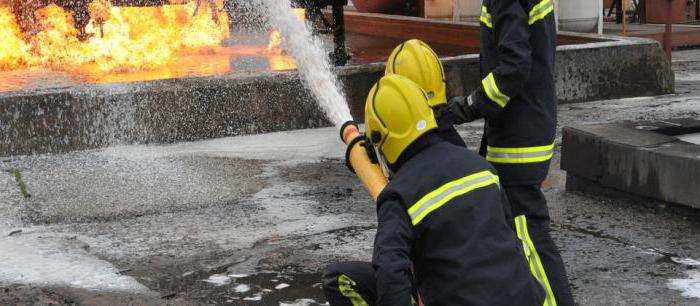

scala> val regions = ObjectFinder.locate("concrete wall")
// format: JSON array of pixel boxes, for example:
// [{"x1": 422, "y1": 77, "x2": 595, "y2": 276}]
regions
[
  {"x1": 0, "y1": 74, "x2": 326, "y2": 156},
  {"x1": 0, "y1": 36, "x2": 674, "y2": 156},
  {"x1": 343, "y1": 35, "x2": 675, "y2": 118}
]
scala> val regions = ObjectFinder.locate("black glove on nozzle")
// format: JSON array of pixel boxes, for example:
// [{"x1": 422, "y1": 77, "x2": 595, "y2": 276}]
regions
[{"x1": 448, "y1": 94, "x2": 480, "y2": 124}]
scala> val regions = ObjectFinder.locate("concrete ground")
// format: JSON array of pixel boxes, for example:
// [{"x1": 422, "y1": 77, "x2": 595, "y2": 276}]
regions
[{"x1": 1, "y1": 50, "x2": 700, "y2": 305}]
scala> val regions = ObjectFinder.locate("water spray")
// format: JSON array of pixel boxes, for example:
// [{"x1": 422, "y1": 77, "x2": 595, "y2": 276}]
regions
[
  {"x1": 255, "y1": 1, "x2": 386, "y2": 198},
  {"x1": 256, "y1": 0, "x2": 352, "y2": 126}
]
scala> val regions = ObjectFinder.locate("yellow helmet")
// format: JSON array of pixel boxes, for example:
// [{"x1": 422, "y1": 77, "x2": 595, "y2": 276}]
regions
[
  {"x1": 385, "y1": 39, "x2": 447, "y2": 107},
  {"x1": 365, "y1": 74, "x2": 438, "y2": 165}
]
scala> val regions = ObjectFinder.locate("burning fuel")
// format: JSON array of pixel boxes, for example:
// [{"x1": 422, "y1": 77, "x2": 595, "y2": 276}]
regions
[
  {"x1": 265, "y1": 8, "x2": 305, "y2": 71},
  {"x1": 0, "y1": 1, "x2": 299, "y2": 74},
  {"x1": 0, "y1": 1, "x2": 228, "y2": 72}
]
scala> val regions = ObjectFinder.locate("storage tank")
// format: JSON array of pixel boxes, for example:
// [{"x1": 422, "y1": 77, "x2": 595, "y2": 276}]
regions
[{"x1": 557, "y1": 0, "x2": 602, "y2": 33}]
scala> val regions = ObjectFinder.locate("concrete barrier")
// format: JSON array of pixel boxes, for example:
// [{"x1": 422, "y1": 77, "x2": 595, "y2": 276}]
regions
[
  {"x1": 0, "y1": 35, "x2": 674, "y2": 156},
  {"x1": 562, "y1": 119, "x2": 700, "y2": 209}
]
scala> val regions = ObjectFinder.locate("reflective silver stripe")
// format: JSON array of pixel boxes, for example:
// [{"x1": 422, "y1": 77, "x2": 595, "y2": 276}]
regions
[
  {"x1": 482, "y1": 73, "x2": 510, "y2": 107},
  {"x1": 487, "y1": 149, "x2": 553, "y2": 160},
  {"x1": 408, "y1": 172, "x2": 498, "y2": 225},
  {"x1": 481, "y1": 11, "x2": 491, "y2": 23},
  {"x1": 529, "y1": 0, "x2": 555, "y2": 25},
  {"x1": 480, "y1": 6, "x2": 492, "y2": 28},
  {"x1": 486, "y1": 144, "x2": 555, "y2": 164}
]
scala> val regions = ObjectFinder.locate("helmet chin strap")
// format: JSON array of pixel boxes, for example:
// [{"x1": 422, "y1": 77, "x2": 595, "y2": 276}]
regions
[
  {"x1": 376, "y1": 150, "x2": 394, "y2": 180},
  {"x1": 368, "y1": 129, "x2": 394, "y2": 180}
]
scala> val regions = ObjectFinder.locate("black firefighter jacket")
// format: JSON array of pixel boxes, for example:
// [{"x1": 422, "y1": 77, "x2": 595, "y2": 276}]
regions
[
  {"x1": 465, "y1": 0, "x2": 558, "y2": 186},
  {"x1": 372, "y1": 133, "x2": 544, "y2": 305}
]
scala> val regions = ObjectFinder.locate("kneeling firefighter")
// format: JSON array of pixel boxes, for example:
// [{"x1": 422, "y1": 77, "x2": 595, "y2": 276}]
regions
[{"x1": 326, "y1": 74, "x2": 545, "y2": 305}]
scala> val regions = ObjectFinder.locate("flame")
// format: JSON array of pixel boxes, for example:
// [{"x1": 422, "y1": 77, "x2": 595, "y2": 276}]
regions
[
  {"x1": 0, "y1": 1, "x2": 229, "y2": 73},
  {"x1": 0, "y1": 7, "x2": 33, "y2": 70},
  {"x1": 0, "y1": 1, "x2": 304, "y2": 90},
  {"x1": 267, "y1": 30, "x2": 282, "y2": 52},
  {"x1": 265, "y1": 8, "x2": 305, "y2": 70}
]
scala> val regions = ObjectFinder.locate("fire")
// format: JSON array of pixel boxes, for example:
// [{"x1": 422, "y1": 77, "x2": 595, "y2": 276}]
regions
[
  {"x1": 0, "y1": 1, "x2": 306, "y2": 91},
  {"x1": 265, "y1": 8, "x2": 306, "y2": 70},
  {"x1": 0, "y1": 7, "x2": 33, "y2": 70},
  {"x1": 0, "y1": 1, "x2": 229, "y2": 73}
]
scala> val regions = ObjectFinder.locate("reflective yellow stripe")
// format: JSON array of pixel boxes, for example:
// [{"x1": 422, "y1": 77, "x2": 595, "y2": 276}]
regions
[
  {"x1": 514, "y1": 215, "x2": 557, "y2": 306},
  {"x1": 482, "y1": 73, "x2": 510, "y2": 108},
  {"x1": 529, "y1": 0, "x2": 555, "y2": 25},
  {"x1": 480, "y1": 6, "x2": 493, "y2": 28},
  {"x1": 338, "y1": 275, "x2": 369, "y2": 306},
  {"x1": 486, "y1": 144, "x2": 554, "y2": 164},
  {"x1": 408, "y1": 171, "x2": 500, "y2": 226}
]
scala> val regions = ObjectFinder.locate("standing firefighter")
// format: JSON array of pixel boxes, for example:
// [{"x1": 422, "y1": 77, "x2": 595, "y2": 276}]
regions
[
  {"x1": 448, "y1": 0, "x2": 574, "y2": 305},
  {"x1": 324, "y1": 75, "x2": 545, "y2": 305}
]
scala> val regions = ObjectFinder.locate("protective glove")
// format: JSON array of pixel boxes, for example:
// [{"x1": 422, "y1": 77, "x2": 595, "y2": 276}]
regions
[{"x1": 448, "y1": 94, "x2": 480, "y2": 124}]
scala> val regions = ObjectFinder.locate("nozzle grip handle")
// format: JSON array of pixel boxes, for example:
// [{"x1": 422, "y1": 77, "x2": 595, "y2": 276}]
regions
[{"x1": 344, "y1": 135, "x2": 365, "y2": 174}]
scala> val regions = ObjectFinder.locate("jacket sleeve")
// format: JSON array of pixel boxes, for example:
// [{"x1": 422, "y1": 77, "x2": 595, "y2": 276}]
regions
[
  {"x1": 467, "y1": 1, "x2": 533, "y2": 122},
  {"x1": 372, "y1": 196, "x2": 415, "y2": 305}
]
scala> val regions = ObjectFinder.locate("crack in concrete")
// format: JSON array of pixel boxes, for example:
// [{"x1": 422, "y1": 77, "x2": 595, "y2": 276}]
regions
[
  {"x1": 554, "y1": 222, "x2": 681, "y2": 260},
  {"x1": 555, "y1": 222, "x2": 634, "y2": 247},
  {"x1": 2, "y1": 168, "x2": 30, "y2": 199}
]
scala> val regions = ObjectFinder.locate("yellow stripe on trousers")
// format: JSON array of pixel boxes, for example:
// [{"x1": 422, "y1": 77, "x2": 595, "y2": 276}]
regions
[
  {"x1": 338, "y1": 274, "x2": 369, "y2": 306},
  {"x1": 514, "y1": 215, "x2": 557, "y2": 306}
]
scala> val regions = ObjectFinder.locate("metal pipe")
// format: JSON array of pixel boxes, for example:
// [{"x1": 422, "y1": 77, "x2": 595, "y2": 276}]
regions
[
  {"x1": 622, "y1": 0, "x2": 627, "y2": 35},
  {"x1": 599, "y1": 0, "x2": 604, "y2": 35},
  {"x1": 332, "y1": 1, "x2": 348, "y2": 66},
  {"x1": 340, "y1": 122, "x2": 388, "y2": 201},
  {"x1": 664, "y1": 0, "x2": 673, "y2": 60}
]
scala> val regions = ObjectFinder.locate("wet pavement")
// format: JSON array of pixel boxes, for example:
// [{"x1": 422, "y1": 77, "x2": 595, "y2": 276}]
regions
[{"x1": 1, "y1": 50, "x2": 700, "y2": 305}]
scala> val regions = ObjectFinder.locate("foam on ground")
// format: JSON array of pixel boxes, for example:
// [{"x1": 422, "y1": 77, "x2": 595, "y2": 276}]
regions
[
  {"x1": 668, "y1": 270, "x2": 700, "y2": 299},
  {"x1": 99, "y1": 127, "x2": 344, "y2": 163},
  {"x1": 0, "y1": 235, "x2": 150, "y2": 293}
]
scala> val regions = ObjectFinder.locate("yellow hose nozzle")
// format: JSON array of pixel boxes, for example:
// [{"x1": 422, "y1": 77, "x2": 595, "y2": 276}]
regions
[{"x1": 340, "y1": 121, "x2": 388, "y2": 201}]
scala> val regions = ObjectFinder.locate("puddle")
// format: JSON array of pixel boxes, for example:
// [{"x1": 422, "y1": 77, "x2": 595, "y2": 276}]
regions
[
  {"x1": 279, "y1": 299, "x2": 326, "y2": 306},
  {"x1": 180, "y1": 271, "x2": 325, "y2": 305}
]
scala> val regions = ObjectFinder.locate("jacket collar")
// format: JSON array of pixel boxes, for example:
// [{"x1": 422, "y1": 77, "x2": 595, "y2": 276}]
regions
[{"x1": 389, "y1": 130, "x2": 442, "y2": 173}]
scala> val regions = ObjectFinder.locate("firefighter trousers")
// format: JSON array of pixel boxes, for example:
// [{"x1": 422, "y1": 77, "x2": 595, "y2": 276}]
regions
[
  {"x1": 505, "y1": 185, "x2": 575, "y2": 306},
  {"x1": 323, "y1": 261, "x2": 377, "y2": 306}
]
